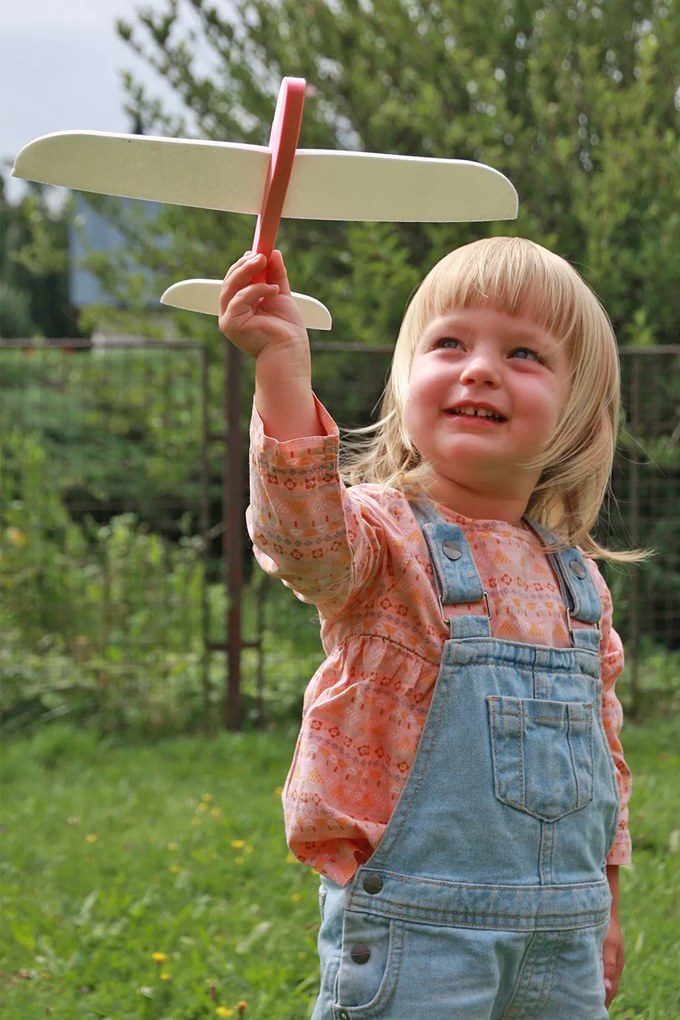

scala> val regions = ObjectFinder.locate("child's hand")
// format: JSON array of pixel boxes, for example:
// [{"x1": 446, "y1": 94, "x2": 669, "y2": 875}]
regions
[
  {"x1": 218, "y1": 250, "x2": 308, "y2": 360},
  {"x1": 220, "y1": 249, "x2": 319, "y2": 440},
  {"x1": 602, "y1": 912, "x2": 624, "y2": 1007}
]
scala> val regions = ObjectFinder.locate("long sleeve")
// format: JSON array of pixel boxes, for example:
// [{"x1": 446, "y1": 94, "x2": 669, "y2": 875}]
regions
[
  {"x1": 591, "y1": 568, "x2": 632, "y2": 865},
  {"x1": 246, "y1": 396, "x2": 388, "y2": 620}
]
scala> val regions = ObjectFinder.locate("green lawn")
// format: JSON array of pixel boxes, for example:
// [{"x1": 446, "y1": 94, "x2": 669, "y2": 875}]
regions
[{"x1": 1, "y1": 718, "x2": 678, "y2": 1019}]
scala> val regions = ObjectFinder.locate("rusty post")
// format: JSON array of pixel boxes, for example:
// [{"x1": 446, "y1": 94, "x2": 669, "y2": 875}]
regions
[
  {"x1": 199, "y1": 344, "x2": 212, "y2": 729},
  {"x1": 225, "y1": 341, "x2": 243, "y2": 730}
]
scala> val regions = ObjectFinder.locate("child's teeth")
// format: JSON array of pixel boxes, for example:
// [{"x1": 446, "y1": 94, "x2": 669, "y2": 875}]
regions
[{"x1": 455, "y1": 408, "x2": 499, "y2": 419}]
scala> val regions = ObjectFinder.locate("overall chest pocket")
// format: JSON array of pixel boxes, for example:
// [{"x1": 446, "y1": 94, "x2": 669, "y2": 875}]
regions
[{"x1": 487, "y1": 696, "x2": 594, "y2": 821}]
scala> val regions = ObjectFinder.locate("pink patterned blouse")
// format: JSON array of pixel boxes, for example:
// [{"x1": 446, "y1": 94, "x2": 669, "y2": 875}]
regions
[{"x1": 247, "y1": 399, "x2": 632, "y2": 887}]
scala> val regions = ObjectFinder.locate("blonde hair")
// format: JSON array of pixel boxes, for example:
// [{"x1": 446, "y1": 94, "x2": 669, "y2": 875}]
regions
[{"x1": 342, "y1": 236, "x2": 641, "y2": 562}]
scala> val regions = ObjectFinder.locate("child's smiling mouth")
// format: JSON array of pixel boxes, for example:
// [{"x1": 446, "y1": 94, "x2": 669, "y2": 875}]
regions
[{"x1": 445, "y1": 404, "x2": 507, "y2": 423}]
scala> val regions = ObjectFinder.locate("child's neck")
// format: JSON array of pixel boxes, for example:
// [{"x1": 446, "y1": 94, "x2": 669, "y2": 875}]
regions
[{"x1": 427, "y1": 477, "x2": 530, "y2": 527}]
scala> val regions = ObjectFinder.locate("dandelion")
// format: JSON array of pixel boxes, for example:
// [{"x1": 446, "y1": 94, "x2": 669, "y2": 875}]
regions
[
  {"x1": 211, "y1": 808, "x2": 222, "y2": 819},
  {"x1": 6, "y1": 527, "x2": 27, "y2": 546},
  {"x1": 201, "y1": 793, "x2": 214, "y2": 803},
  {"x1": 197, "y1": 802, "x2": 209, "y2": 814},
  {"x1": 215, "y1": 1008, "x2": 234, "y2": 1018},
  {"x1": 237, "y1": 1002, "x2": 248, "y2": 1018},
  {"x1": 167, "y1": 842, "x2": 179, "y2": 851},
  {"x1": 85, "y1": 834, "x2": 98, "y2": 843},
  {"x1": 169, "y1": 864, "x2": 181, "y2": 874},
  {"x1": 231, "y1": 839, "x2": 247, "y2": 850},
  {"x1": 151, "y1": 952, "x2": 168, "y2": 965},
  {"x1": 160, "y1": 972, "x2": 172, "y2": 981},
  {"x1": 273, "y1": 786, "x2": 283, "y2": 797},
  {"x1": 291, "y1": 892, "x2": 302, "y2": 903},
  {"x1": 234, "y1": 856, "x2": 245, "y2": 866}
]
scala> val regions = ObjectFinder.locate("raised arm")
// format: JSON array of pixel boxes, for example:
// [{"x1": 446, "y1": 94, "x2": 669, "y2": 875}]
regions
[{"x1": 219, "y1": 250, "x2": 322, "y2": 440}]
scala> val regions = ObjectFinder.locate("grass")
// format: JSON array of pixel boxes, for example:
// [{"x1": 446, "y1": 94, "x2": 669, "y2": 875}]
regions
[{"x1": 1, "y1": 718, "x2": 678, "y2": 1019}]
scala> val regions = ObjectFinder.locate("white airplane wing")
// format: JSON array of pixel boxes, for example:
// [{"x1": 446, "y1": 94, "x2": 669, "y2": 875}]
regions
[{"x1": 13, "y1": 131, "x2": 518, "y2": 222}]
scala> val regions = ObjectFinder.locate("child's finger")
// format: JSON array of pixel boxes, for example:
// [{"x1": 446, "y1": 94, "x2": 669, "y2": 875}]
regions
[
  {"x1": 224, "y1": 281, "x2": 279, "y2": 320},
  {"x1": 602, "y1": 937, "x2": 623, "y2": 1007},
  {"x1": 265, "y1": 250, "x2": 292, "y2": 295},
  {"x1": 220, "y1": 254, "x2": 267, "y2": 315},
  {"x1": 223, "y1": 251, "x2": 251, "y2": 277}
]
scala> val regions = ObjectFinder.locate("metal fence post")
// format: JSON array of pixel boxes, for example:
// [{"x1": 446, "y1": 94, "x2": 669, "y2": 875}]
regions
[{"x1": 225, "y1": 341, "x2": 243, "y2": 730}]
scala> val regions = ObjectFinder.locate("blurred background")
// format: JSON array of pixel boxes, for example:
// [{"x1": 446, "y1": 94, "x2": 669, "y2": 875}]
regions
[{"x1": 1, "y1": 3, "x2": 678, "y2": 1017}]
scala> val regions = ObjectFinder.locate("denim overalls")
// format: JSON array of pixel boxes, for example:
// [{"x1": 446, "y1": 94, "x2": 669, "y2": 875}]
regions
[{"x1": 312, "y1": 503, "x2": 620, "y2": 1019}]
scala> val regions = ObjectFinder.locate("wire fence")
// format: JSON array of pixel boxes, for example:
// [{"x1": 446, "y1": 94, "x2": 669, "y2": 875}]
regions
[
  {"x1": 0, "y1": 338, "x2": 217, "y2": 733},
  {"x1": 1, "y1": 340, "x2": 677, "y2": 732}
]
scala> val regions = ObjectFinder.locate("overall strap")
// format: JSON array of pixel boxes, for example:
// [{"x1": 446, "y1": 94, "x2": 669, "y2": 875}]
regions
[
  {"x1": 524, "y1": 518, "x2": 602, "y2": 652},
  {"x1": 411, "y1": 501, "x2": 491, "y2": 639}
]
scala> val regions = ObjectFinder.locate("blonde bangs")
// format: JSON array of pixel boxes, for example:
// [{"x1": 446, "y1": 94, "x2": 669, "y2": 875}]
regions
[{"x1": 342, "y1": 237, "x2": 642, "y2": 561}]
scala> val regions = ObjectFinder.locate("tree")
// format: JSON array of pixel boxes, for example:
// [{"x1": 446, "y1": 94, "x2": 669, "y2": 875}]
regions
[
  {"x1": 109, "y1": 0, "x2": 680, "y2": 349},
  {"x1": 109, "y1": 0, "x2": 680, "y2": 669},
  {"x1": 0, "y1": 176, "x2": 79, "y2": 338}
]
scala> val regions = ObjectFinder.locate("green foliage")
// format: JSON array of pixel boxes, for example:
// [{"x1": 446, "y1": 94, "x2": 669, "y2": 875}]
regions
[
  {"x1": 0, "y1": 719, "x2": 678, "y2": 1017},
  {"x1": 0, "y1": 281, "x2": 38, "y2": 337},
  {"x1": 0, "y1": 344, "x2": 211, "y2": 534},
  {"x1": 0, "y1": 178, "x2": 79, "y2": 338},
  {"x1": 110, "y1": 0, "x2": 680, "y2": 351},
  {"x1": 1, "y1": 430, "x2": 214, "y2": 736}
]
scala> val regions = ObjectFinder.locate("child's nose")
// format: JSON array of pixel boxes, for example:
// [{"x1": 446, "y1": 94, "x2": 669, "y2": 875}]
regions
[{"x1": 459, "y1": 352, "x2": 501, "y2": 386}]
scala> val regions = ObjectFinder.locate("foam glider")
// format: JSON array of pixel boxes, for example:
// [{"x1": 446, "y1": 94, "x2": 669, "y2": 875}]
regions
[{"x1": 13, "y1": 77, "x2": 518, "y2": 330}]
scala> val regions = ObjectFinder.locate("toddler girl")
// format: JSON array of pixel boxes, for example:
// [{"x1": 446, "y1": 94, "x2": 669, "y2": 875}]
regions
[{"x1": 219, "y1": 237, "x2": 633, "y2": 1019}]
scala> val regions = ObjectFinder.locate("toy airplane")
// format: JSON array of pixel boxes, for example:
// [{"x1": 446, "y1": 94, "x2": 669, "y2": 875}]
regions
[{"x1": 13, "y1": 77, "x2": 518, "y2": 330}]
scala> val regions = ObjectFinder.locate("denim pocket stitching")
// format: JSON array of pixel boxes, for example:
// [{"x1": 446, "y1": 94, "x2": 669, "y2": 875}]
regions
[
  {"x1": 566, "y1": 702, "x2": 594, "y2": 810},
  {"x1": 334, "y1": 915, "x2": 405, "y2": 1017},
  {"x1": 487, "y1": 696, "x2": 595, "y2": 822}
]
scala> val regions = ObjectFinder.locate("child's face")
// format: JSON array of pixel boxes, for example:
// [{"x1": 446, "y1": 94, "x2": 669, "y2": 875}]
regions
[{"x1": 404, "y1": 306, "x2": 571, "y2": 521}]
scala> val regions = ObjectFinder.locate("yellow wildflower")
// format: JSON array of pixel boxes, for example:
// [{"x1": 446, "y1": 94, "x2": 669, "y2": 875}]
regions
[
  {"x1": 231, "y1": 839, "x2": 247, "y2": 849},
  {"x1": 85, "y1": 834, "x2": 97, "y2": 843},
  {"x1": 215, "y1": 1008, "x2": 234, "y2": 1018},
  {"x1": 169, "y1": 864, "x2": 181, "y2": 874},
  {"x1": 291, "y1": 892, "x2": 302, "y2": 903},
  {"x1": 201, "y1": 793, "x2": 214, "y2": 802},
  {"x1": 151, "y1": 952, "x2": 168, "y2": 964},
  {"x1": 160, "y1": 972, "x2": 172, "y2": 981}
]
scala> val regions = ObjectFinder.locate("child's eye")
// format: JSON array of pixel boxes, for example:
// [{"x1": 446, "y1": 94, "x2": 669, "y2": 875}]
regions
[
  {"x1": 436, "y1": 337, "x2": 463, "y2": 350},
  {"x1": 510, "y1": 347, "x2": 542, "y2": 363}
]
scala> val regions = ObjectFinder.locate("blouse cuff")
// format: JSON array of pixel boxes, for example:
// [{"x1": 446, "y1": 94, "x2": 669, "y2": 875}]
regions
[{"x1": 250, "y1": 394, "x2": 338, "y2": 457}]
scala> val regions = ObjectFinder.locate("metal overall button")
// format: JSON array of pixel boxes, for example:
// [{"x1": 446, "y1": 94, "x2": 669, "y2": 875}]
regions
[
  {"x1": 569, "y1": 559, "x2": 587, "y2": 579},
  {"x1": 350, "y1": 943, "x2": 371, "y2": 964},
  {"x1": 362, "y1": 873, "x2": 383, "y2": 894},
  {"x1": 442, "y1": 540, "x2": 462, "y2": 560}
]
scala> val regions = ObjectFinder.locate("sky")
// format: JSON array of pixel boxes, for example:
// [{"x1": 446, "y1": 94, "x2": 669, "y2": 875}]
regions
[{"x1": 1, "y1": 0, "x2": 178, "y2": 200}]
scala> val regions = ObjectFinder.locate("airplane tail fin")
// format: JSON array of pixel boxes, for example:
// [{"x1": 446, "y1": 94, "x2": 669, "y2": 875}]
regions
[{"x1": 160, "y1": 280, "x2": 332, "y2": 331}]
